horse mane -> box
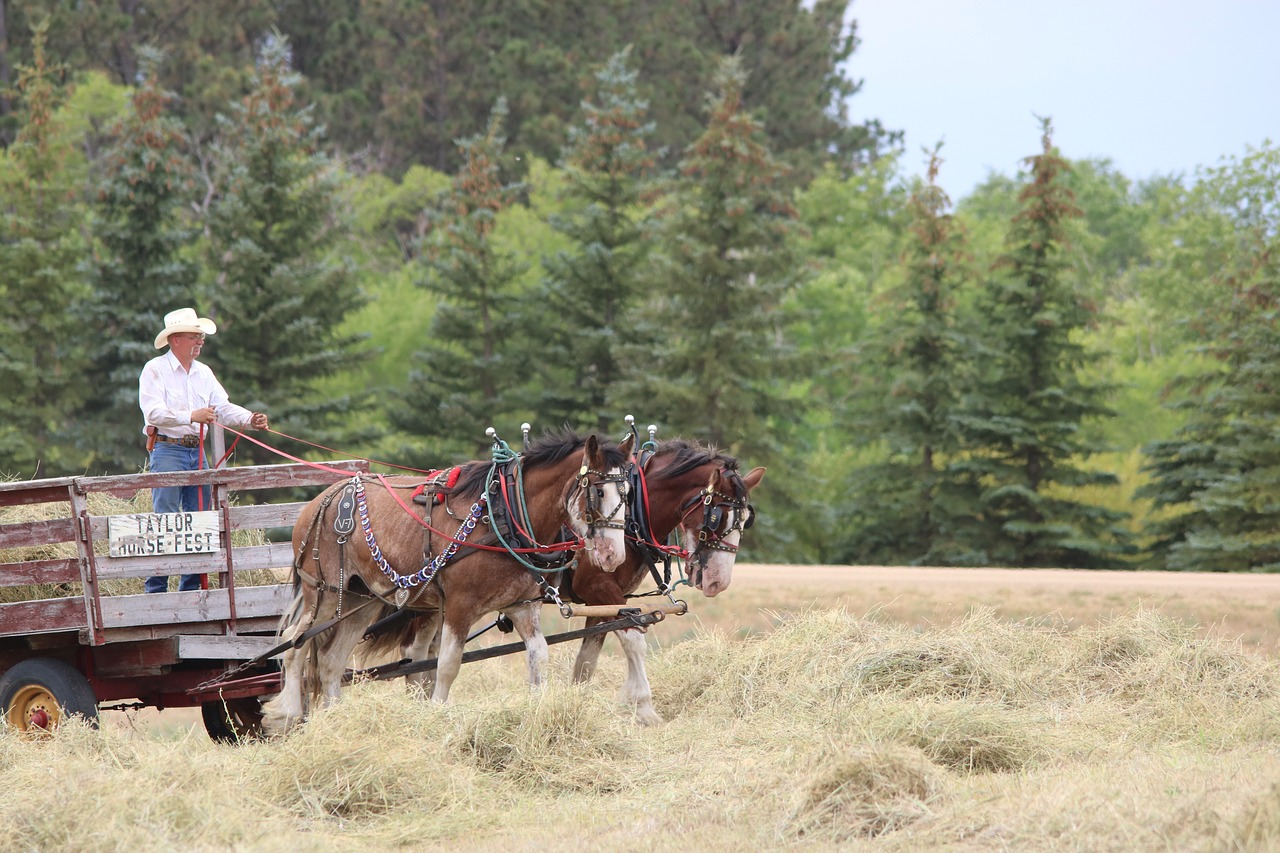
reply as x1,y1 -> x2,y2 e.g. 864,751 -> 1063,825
653,438 -> 744,495
444,428 -> 630,498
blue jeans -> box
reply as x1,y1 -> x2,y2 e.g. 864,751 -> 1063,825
145,443 -> 211,593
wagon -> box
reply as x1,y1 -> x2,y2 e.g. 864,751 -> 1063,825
0,446 -> 368,740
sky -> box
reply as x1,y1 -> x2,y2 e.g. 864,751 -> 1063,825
846,0 -> 1280,200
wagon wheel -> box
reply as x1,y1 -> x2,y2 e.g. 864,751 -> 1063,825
0,658 -> 100,734
201,696 -> 266,743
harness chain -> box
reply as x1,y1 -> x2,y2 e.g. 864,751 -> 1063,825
353,476 -> 486,590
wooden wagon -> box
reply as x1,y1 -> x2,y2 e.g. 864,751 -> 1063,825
0,444 -> 367,740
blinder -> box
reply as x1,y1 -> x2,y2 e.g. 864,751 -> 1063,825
688,482 -> 755,553
574,464 -> 628,538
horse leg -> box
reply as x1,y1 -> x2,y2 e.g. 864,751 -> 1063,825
261,588 -> 316,735
403,612 -> 442,698
506,602 -> 549,689
431,610 -> 470,704
616,627 -> 663,726
571,619 -> 608,683
313,615 -> 374,708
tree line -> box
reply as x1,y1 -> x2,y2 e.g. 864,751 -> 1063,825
1,16 -> 1278,571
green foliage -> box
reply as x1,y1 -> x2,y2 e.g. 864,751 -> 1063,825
7,1 -> 888,184
838,147 -> 986,565
953,119 -> 1133,568
0,25 -> 91,477
79,51 -> 201,474
202,34 -> 370,463
529,48 -> 662,433
626,57 -> 804,457
0,12 -> 1275,571
394,99 -> 532,462
1137,142 -> 1280,571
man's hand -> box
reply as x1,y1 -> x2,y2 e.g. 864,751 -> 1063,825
190,407 -> 216,424
250,412 -> 269,430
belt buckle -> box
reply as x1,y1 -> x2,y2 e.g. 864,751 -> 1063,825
180,435 -> 200,448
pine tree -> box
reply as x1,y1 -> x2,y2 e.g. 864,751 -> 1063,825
840,147 -> 984,564
531,48 -> 661,433
954,119 -> 1132,568
393,99 -> 530,461
203,33 -> 368,465
1137,143 -> 1280,571
625,56 -> 804,457
79,48 -> 200,473
0,22 -> 90,476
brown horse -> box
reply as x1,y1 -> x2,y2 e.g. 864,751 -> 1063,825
565,438 -> 765,725
261,430 -> 634,734
393,436 -> 764,725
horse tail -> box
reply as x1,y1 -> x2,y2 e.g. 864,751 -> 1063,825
357,604 -> 427,664
275,581 -> 307,641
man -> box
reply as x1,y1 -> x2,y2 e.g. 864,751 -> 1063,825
138,308 -> 269,593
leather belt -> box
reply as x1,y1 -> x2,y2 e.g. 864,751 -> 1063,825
155,434 -> 202,448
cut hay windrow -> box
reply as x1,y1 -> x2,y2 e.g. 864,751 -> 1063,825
2,604 -> 1278,851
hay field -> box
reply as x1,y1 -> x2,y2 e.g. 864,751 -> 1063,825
5,564 -> 1280,851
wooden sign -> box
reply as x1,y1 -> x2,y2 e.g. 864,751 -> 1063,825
107,511 -> 221,558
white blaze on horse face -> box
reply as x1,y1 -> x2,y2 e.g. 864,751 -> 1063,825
685,503 -> 752,597
571,467 -> 627,572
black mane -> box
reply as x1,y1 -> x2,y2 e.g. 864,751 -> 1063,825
446,428 -> 629,498
653,438 -> 741,483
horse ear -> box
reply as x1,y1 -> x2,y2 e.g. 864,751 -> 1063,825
584,434 -> 601,460
742,467 -> 766,490
618,432 -> 636,459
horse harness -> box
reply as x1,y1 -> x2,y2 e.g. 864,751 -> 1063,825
295,451 -> 628,620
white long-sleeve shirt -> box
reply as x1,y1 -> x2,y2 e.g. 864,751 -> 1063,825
138,351 -> 255,438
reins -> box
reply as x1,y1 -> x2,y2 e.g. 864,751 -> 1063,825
219,421 -> 621,573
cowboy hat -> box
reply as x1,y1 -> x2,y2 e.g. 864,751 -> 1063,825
154,308 -> 217,349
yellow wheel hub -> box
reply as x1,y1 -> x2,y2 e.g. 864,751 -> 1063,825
6,684 -> 60,732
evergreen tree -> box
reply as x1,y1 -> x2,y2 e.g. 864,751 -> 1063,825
839,147 -> 984,564
393,99 -> 530,461
203,33 -> 368,465
79,48 -> 200,474
953,119 -> 1132,568
626,56 -> 803,457
530,48 -> 661,432
0,23 -> 90,476
1137,143 -> 1280,571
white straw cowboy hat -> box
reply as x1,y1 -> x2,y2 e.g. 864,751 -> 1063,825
154,308 -> 217,349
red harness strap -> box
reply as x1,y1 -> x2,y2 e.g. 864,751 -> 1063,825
411,467 -> 462,505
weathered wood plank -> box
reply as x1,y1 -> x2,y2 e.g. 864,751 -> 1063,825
0,478 -> 75,507
0,556 -> 80,587
0,597 -> 87,637
0,517 -> 77,550
98,585 -> 292,629
91,543 -> 295,580
227,501 -> 311,530
177,634 -> 285,660
94,616 -> 281,644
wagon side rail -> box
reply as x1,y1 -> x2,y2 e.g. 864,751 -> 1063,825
0,461 -> 368,647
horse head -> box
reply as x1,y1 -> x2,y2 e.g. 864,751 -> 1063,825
679,464 -> 766,597
563,432 -> 635,572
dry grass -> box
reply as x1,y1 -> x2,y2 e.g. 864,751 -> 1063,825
4,595 -> 1280,852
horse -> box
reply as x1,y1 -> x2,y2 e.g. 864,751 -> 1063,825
261,430 -> 635,734
564,437 -> 765,725
391,435 -> 764,726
